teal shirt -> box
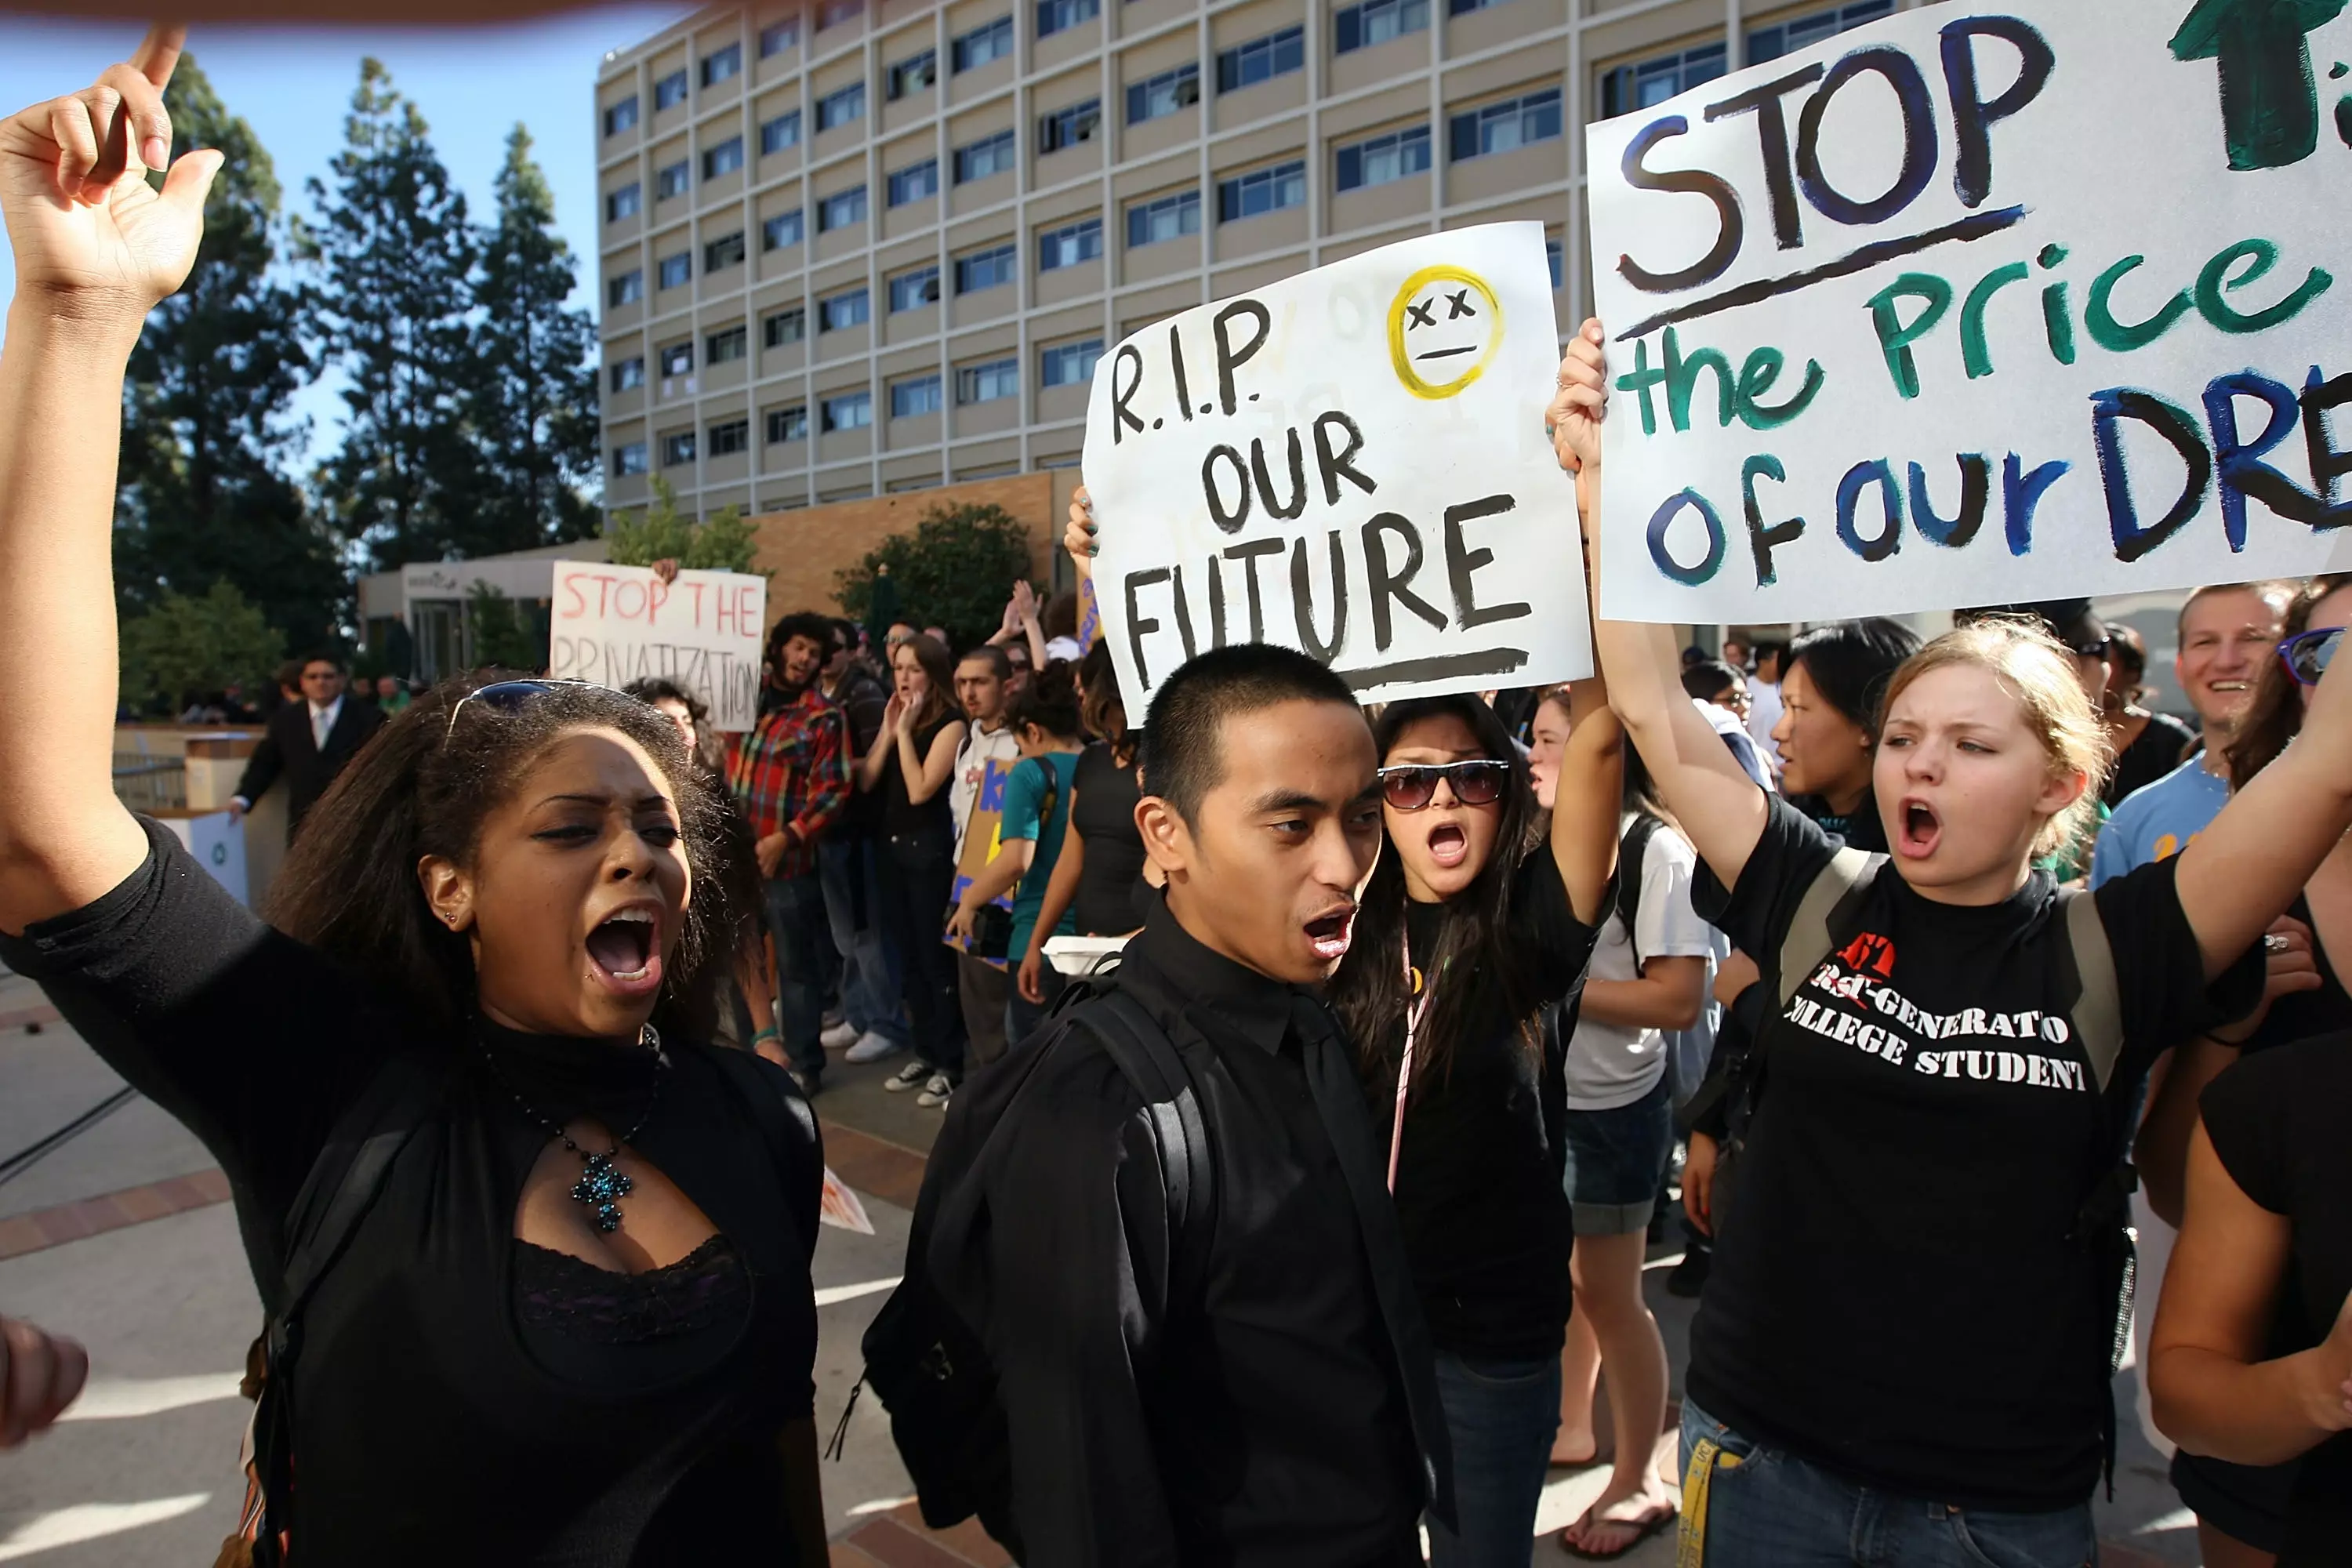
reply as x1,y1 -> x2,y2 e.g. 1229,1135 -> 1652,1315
1002,750 -> 1080,960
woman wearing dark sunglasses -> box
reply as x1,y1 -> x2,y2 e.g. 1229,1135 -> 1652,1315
1327,688 -> 1624,1566
0,34 -> 827,1565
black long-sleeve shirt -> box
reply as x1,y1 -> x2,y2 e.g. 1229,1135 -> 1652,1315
939,899 -> 1430,1567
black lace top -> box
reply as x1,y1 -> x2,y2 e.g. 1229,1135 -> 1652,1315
514,1236 -> 755,1389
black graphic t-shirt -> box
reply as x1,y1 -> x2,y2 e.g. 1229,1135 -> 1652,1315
1689,796 -> 2261,1512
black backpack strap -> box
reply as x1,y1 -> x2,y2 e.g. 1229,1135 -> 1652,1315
1614,815 -> 1664,971
1073,991 -> 1217,1306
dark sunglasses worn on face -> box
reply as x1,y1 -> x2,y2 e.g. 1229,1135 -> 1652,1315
1377,760 -> 1511,811
2278,626 -> 2345,686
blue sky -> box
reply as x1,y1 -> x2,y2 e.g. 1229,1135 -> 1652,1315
0,6 -> 693,457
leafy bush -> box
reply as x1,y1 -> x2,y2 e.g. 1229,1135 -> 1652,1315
604,475 -> 760,572
835,502 -> 1036,650
467,581 -> 547,673
119,580 -> 287,713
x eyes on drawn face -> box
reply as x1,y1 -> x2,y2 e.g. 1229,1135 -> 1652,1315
1388,266 -> 1504,398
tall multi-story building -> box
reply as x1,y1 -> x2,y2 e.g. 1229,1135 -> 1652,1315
592,0 -> 1905,524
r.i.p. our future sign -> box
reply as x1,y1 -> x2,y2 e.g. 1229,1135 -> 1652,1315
1587,0 -> 2352,623
1081,223 -> 1592,707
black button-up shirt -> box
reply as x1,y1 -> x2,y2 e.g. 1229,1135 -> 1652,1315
966,899 -> 1429,1567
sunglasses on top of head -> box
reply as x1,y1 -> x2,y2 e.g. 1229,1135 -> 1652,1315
1377,760 -> 1511,811
2278,626 -> 2345,686
444,678 -> 643,743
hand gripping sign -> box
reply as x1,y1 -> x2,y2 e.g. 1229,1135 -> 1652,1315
1081,223 -> 1592,706
1586,0 -> 2352,624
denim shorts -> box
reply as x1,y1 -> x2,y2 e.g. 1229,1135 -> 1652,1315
1561,1074 -> 1673,1234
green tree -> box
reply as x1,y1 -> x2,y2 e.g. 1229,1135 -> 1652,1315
605,476 -> 760,572
835,501 -> 1035,648
304,58 -> 480,571
114,53 -> 347,651
466,581 -> 547,673
462,125 -> 600,552
119,581 -> 288,713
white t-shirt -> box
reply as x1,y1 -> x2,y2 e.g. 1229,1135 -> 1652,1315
1746,681 -> 1784,767
950,720 -> 1023,857
1564,816 -> 1718,1110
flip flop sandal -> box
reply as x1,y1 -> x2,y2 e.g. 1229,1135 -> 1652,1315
1558,1501 -> 1678,1562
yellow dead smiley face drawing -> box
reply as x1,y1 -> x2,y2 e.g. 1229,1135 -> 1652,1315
1388,265 -> 1504,399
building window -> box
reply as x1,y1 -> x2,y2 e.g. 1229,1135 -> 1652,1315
702,136 -> 744,180
658,252 -> 691,289
702,44 -> 741,88
1125,190 -> 1200,248
818,82 -> 866,130
604,96 -> 639,136
1036,0 -> 1099,38
891,376 -> 943,417
954,129 -> 1018,184
957,357 -> 1018,404
612,441 -> 648,475
1217,159 -> 1305,222
819,0 -> 861,26
953,16 -> 1014,72
706,325 -> 748,363
888,159 -> 938,205
655,68 -> 689,111
759,18 -> 799,56
1334,125 -> 1429,191
1125,64 -> 1200,125
955,244 -> 1018,294
1748,0 -> 1893,63
888,49 -> 938,98
660,342 -> 694,376
704,230 -> 746,271
1037,216 -> 1102,271
820,289 -> 870,331
605,181 -> 641,221
661,430 -> 697,465
1040,98 -> 1101,152
762,209 -> 804,250
818,184 -> 868,231
890,266 -> 942,311
710,418 -> 750,455
822,391 -> 873,431
1599,43 -> 1726,117
1216,27 -> 1305,93
1334,0 -> 1427,53
1449,87 -> 1564,161
1447,0 -> 1521,13
1547,234 -> 1563,289
1040,338 -> 1102,387
764,308 -> 806,347
767,405 -> 808,442
611,356 -> 645,391
760,111 -> 801,154
608,269 -> 644,307
656,159 -> 691,199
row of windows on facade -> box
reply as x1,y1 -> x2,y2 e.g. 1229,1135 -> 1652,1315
606,339 -> 1104,474
601,0 -> 1549,142
601,85 -> 1563,307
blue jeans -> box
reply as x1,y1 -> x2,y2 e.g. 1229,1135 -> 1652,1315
1678,1399 -> 2095,1567
819,835 -> 906,1046
760,873 -> 831,1077
1425,1351 -> 1561,1568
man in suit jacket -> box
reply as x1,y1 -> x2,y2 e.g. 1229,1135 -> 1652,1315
230,653 -> 386,840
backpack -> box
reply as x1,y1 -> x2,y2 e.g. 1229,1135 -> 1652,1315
844,982 -> 1214,1555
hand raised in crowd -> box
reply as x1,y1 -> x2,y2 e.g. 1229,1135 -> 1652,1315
1547,318 -> 1609,475
0,1316 -> 89,1448
0,26 -> 219,328
2212,916 -> 2325,1045
1010,578 -> 1039,627
883,691 -> 909,737
1063,485 -> 1096,577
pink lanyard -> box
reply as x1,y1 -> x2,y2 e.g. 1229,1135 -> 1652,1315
1385,930 -> 1436,1195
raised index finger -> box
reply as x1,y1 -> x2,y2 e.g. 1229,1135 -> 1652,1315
129,24 -> 187,92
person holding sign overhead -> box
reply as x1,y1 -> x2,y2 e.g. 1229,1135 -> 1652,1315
1553,316 -> 2352,1566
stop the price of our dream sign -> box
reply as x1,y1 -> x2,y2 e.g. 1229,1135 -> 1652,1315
1585,0 -> 2352,625
1080,221 -> 1592,706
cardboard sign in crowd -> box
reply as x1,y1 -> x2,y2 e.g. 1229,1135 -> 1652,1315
550,562 -> 768,732
1587,0 -> 2352,622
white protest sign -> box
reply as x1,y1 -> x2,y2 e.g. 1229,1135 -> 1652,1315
550,562 -> 768,731
1586,0 -> 2352,624
1082,223 -> 1591,706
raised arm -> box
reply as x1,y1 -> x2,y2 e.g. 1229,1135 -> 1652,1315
0,29 -> 220,933
1550,320 -> 1769,893
857,695 -> 898,792
1549,680 -> 1624,928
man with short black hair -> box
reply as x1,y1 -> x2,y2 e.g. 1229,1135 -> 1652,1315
230,651 -> 384,840
935,643 -> 1453,1566
932,643 -> 1022,1076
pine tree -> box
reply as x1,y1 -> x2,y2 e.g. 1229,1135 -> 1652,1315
304,58 -> 480,570
114,53 -> 347,650
463,125 -> 601,554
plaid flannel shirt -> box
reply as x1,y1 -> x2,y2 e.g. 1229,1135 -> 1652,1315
728,683 -> 848,881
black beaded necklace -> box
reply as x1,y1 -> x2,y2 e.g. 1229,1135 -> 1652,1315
482,1025 -> 669,1233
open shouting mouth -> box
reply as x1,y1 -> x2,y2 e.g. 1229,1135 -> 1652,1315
1426,821 -> 1469,870
1305,906 -> 1357,963
1896,797 -> 1943,861
586,906 -> 665,996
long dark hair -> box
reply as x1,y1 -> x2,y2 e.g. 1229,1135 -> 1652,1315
1330,695 -> 1541,1097
267,673 -> 746,1040
1009,657 -> 1083,739
1078,640 -> 1134,767
893,633 -> 956,730
2229,572 -> 2352,787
